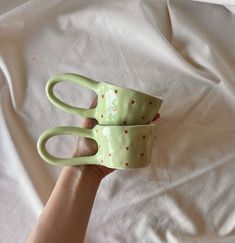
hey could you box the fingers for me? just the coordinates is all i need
[82,118,97,129]
[152,113,160,121]
[81,96,98,129]
[73,97,98,157]
[90,96,98,108]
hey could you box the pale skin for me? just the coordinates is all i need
[26,99,159,243]
[26,99,113,243]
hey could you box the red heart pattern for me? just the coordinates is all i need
[131,100,135,104]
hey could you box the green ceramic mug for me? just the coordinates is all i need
[37,124,157,169]
[46,73,163,125]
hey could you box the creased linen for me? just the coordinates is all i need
[1,0,235,242]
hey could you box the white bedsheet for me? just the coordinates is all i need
[1,0,235,242]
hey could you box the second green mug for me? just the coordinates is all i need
[37,124,157,169]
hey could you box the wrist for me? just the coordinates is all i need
[63,166,103,186]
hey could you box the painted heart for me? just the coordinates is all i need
[114,89,118,94]
[131,100,135,104]
[126,147,129,150]
[125,162,128,166]
[124,130,128,134]
[101,95,104,99]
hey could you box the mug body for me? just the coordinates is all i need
[96,83,162,125]
[94,124,157,169]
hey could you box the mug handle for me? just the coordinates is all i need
[46,73,99,118]
[37,126,98,166]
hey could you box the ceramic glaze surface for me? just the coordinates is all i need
[97,82,162,125]
[46,73,163,125]
[39,73,162,170]
[37,124,157,169]
[95,124,157,168]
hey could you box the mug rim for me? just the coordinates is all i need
[95,123,158,128]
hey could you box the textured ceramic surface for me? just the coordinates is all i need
[46,73,163,125]
[37,124,157,169]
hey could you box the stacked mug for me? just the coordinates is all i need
[37,73,163,169]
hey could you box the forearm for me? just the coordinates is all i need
[26,166,102,243]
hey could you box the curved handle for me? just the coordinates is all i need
[37,126,98,166]
[46,73,99,118]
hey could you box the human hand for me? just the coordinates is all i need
[70,98,114,181]
[70,97,160,181]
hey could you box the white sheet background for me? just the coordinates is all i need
[1,0,235,242]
